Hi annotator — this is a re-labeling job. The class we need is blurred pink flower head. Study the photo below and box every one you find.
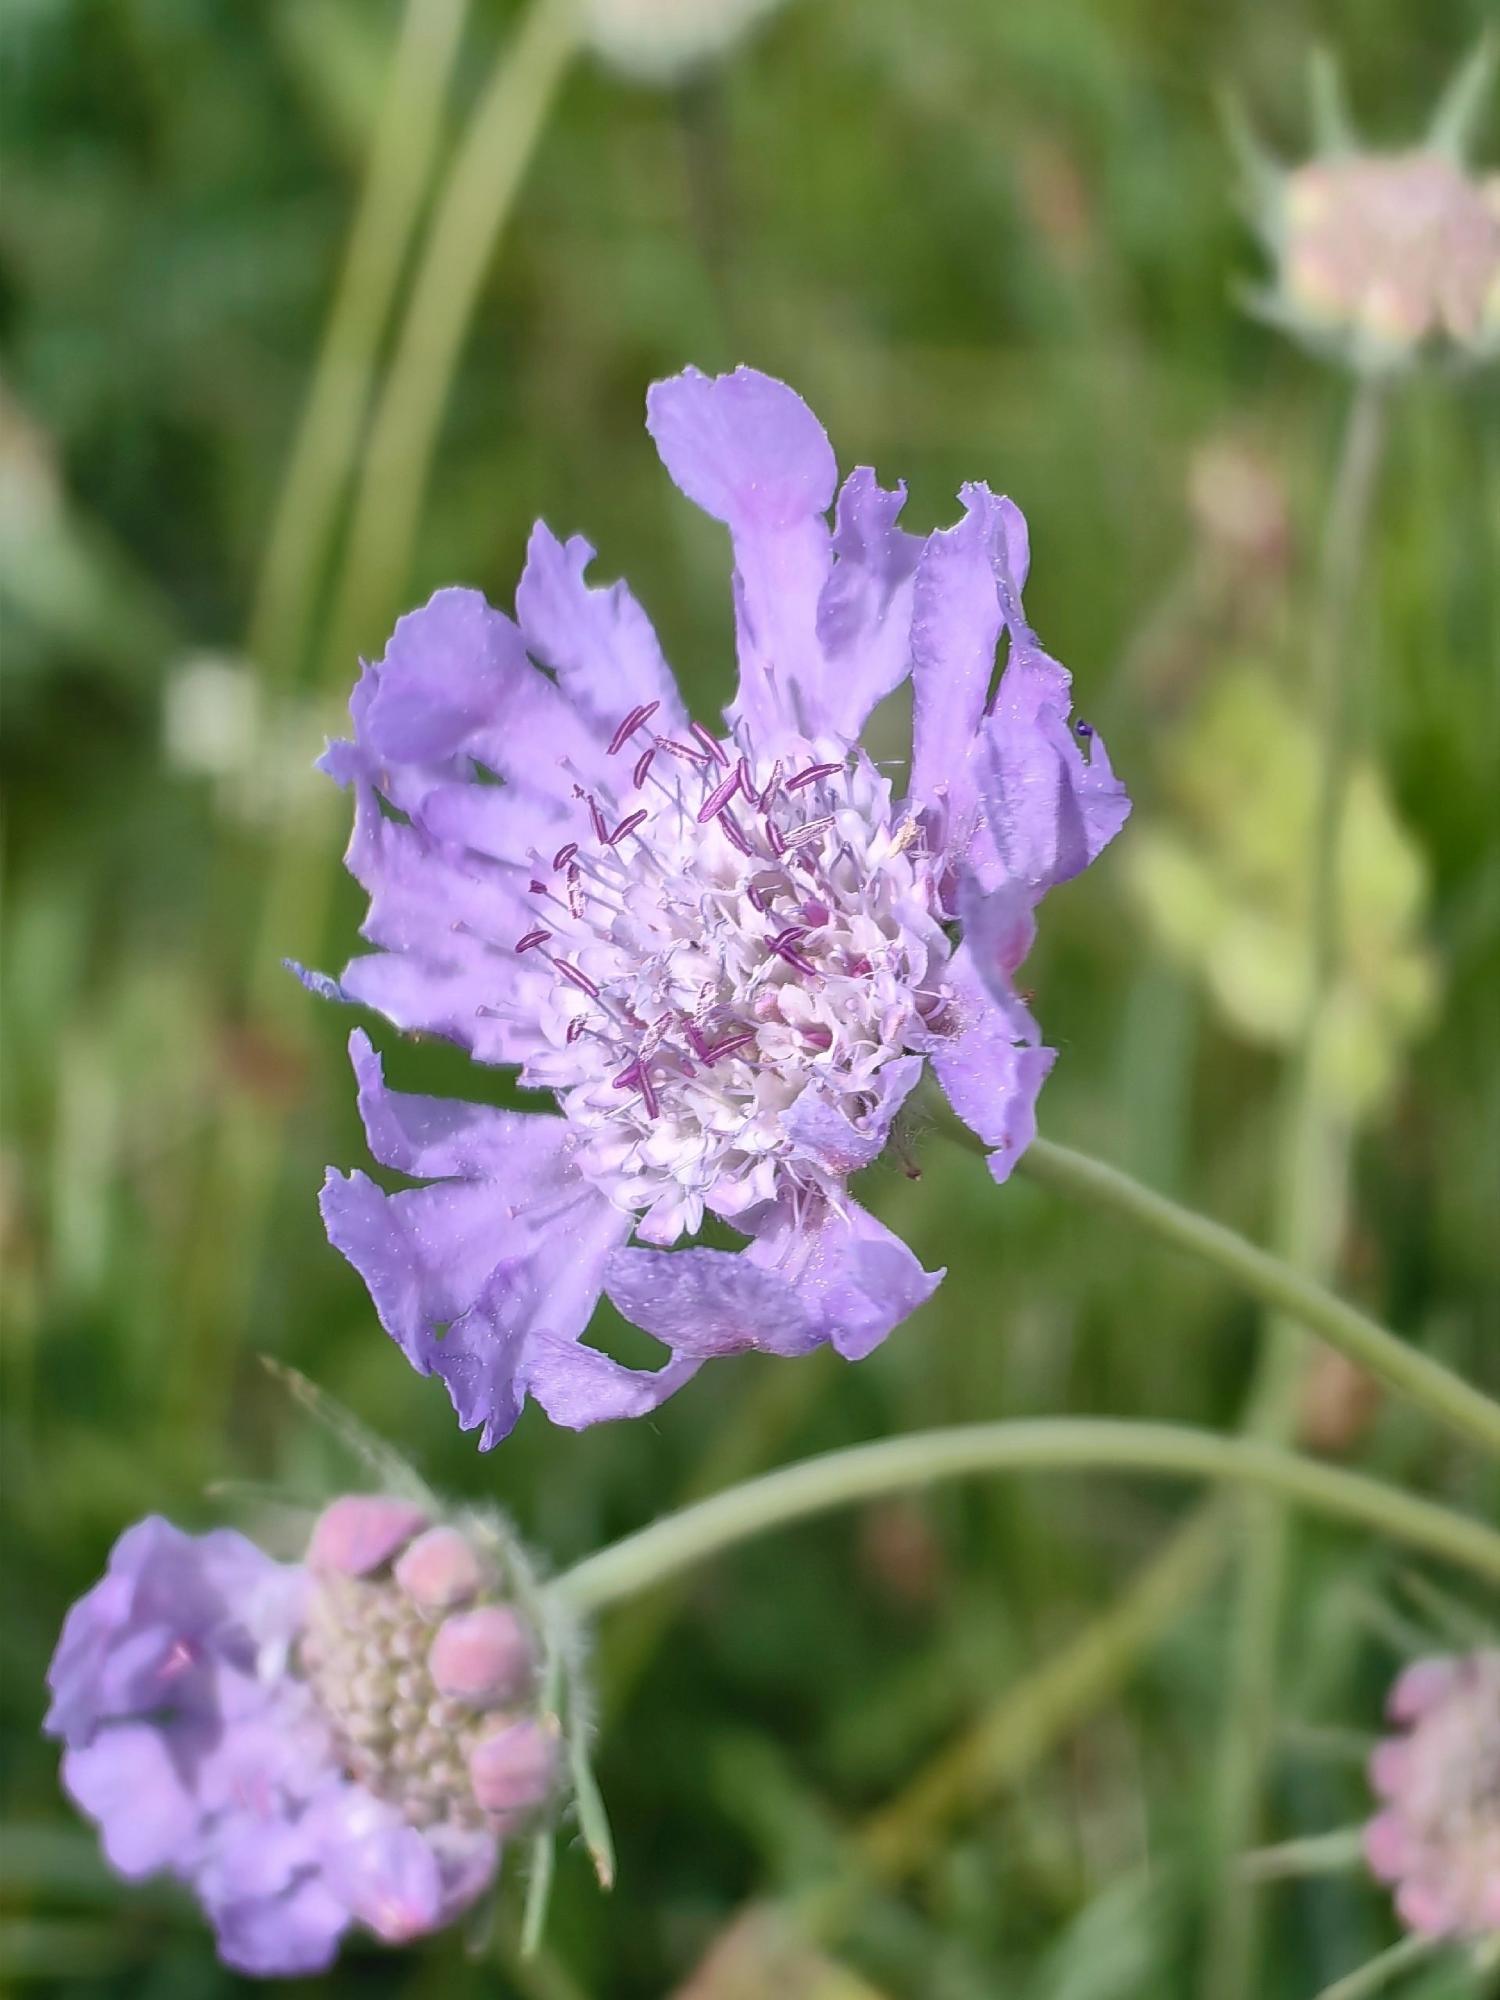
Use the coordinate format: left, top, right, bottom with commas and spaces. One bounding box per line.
1364, 1649, 1500, 1941
1237, 45, 1500, 372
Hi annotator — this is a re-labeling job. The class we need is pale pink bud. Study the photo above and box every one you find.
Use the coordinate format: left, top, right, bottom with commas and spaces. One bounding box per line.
428, 1605, 534, 1707
393, 1526, 484, 1612
308, 1496, 429, 1577
467, 1717, 559, 1828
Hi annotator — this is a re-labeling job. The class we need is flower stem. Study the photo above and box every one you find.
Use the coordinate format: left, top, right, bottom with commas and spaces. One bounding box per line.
1310, 1934, 1437, 2000
1209, 376, 1389, 2000
245, 0, 472, 691
321, 0, 579, 690
853, 1503, 1228, 1884
252, 0, 579, 1023
1012, 1135, 1500, 1457
549, 1420, 1500, 1618
173, 0, 578, 1431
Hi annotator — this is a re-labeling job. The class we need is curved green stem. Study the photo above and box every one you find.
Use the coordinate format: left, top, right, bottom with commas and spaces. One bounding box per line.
1210, 378, 1388, 2000
1012, 1136, 1500, 1457
549, 1420, 1500, 1618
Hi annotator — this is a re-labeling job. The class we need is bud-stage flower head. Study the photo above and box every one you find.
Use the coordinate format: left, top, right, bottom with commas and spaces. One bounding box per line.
1235, 43, 1500, 373
302, 364, 1130, 1449
45, 1498, 561, 1977
1364, 1650, 1500, 1940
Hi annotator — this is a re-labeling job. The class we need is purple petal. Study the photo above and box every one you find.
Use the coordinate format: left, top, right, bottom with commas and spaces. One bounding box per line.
362, 588, 529, 766
781, 1054, 923, 1175
436, 1193, 631, 1443
45, 1520, 296, 1742
349, 1029, 568, 1184
321, 1109, 631, 1448
209, 1875, 349, 1978
316, 1793, 447, 1944
908, 483, 1029, 862
956, 873, 1038, 996
604, 1244, 820, 1358
646, 367, 836, 745
747, 1197, 944, 1361
917, 946, 1054, 1184
416, 777, 569, 869
61, 1726, 201, 1879
347, 587, 612, 801
515, 521, 689, 742
523, 1338, 703, 1428
812, 468, 923, 741
979, 648, 1130, 893
336, 949, 536, 1067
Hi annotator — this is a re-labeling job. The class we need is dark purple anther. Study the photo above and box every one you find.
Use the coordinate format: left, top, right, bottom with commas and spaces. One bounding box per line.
746, 883, 767, 913
760, 760, 783, 807
632, 748, 656, 791
606, 810, 648, 847
683, 1020, 712, 1061
766, 820, 787, 856
514, 929, 552, 954
697, 768, 741, 823
566, 1016, 588, 1044
703, 1032, 757, 1065
613, 1060, 660, 1117
769, 938, 819, 975
588, 798, 610, 844
607, 700, 659, 756
555, 961, 600, 998
690, 721, 729, 768
552, 842, 578, 870
785, 762, 841, 793
607, 705, 647, 756
1075, 719, 1094, 739
658, 735, 713, 767
719, 810, 753, 856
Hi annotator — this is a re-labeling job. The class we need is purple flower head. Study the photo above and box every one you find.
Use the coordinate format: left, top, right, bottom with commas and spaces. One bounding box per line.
1363, 1649, 1500, 1941
309, 366, 1128, 1447
46, 1500, 560, 1977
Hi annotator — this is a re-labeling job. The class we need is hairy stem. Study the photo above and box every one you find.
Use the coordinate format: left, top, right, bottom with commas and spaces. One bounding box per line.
1209, 377, 1389, 2000
549, 1420, 1500, 1618
1008, 1135, 1500, 1457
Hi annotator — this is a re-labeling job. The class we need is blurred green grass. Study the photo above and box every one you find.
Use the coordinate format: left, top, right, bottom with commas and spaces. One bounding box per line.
2, 0, 1497, 1993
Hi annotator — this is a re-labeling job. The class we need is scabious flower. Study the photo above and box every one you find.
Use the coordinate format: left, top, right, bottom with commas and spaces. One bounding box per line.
1236, 47, 1500, 372
1364, 1650, 1500, 1941
307, 365, 1128, 1447
45, 1498, 559, 1976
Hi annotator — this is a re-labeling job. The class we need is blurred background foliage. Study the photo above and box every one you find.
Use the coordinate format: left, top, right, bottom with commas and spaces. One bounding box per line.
2, 0, 1498, 1993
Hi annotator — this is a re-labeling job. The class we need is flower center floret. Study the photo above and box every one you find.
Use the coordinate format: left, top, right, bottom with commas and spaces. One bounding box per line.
510, 711, 950, 1241
300, 1498, 559, 1841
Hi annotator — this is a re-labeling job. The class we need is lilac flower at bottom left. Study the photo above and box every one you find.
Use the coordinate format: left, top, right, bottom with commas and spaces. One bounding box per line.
45, 1502, 558, 1976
